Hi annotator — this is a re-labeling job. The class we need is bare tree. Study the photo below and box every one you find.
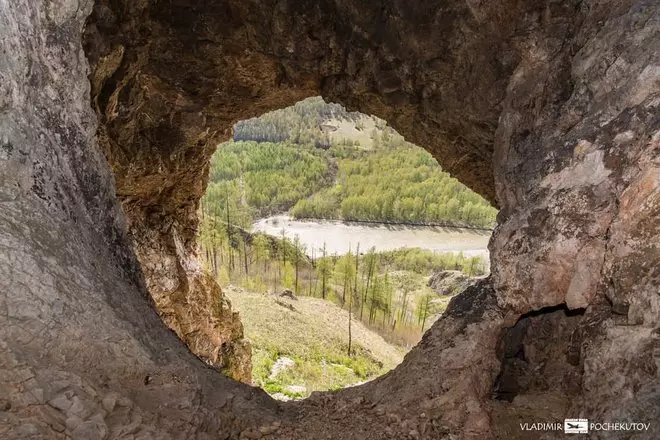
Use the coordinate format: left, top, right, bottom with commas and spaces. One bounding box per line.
242, 237, 249, 277
225, 186, 234, 272
319, 242, 329, 299
293, 234, 301, 294
419, 294, 433, 332
348, 243, 360, 357
360, 247, 376, 321
279, 229, 287, 289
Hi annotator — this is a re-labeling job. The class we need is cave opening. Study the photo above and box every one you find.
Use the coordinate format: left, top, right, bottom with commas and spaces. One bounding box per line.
81, 0, 510, 404
0, 0, 657, 436
63, 0, 658, 437
492, 304, 587, 404
488, 304, 597, 438
198, 96, 498, 399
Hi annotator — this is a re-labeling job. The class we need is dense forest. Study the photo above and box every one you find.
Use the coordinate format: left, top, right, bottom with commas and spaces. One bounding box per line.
202, 97, 498, 229
204, 141, 333, 222
290, 147, 495, 226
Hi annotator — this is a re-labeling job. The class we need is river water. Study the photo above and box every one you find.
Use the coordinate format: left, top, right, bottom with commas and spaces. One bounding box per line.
251, 215, 491, 260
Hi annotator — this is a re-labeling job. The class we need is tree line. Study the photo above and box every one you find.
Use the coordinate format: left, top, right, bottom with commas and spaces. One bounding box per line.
206, 96, 497, 229
233, 96, 361, 148
205, 141, 335, 222
206, 139, 497, 229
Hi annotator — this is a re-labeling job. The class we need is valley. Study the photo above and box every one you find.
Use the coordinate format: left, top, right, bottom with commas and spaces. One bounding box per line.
198, 97, 495, 397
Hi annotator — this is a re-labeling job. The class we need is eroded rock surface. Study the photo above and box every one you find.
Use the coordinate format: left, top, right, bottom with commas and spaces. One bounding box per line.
0, 1, 274, 439
1, 0, 658, 439
428, 270, 480, 296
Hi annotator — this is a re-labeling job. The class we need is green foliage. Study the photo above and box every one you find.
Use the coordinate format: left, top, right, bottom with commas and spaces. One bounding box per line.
229, 290, 403, 398
205, 141, 331, 221
416, 293, 446, 332
252, 234, 271, 265
233, 96, 361, 146
199, 220, 485, 348
203, 180, 253, 229
377, 248, 488, 276
291, 147, 497, 227
204, 96, 497, 229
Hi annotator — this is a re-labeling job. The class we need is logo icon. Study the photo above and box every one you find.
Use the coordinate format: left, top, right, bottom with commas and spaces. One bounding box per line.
564, 419, 589, 434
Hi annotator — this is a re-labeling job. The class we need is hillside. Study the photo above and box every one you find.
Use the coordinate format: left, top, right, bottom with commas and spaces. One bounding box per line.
202, 96, 498, 229
224, 286, 405, 399
199, 223, 487, 348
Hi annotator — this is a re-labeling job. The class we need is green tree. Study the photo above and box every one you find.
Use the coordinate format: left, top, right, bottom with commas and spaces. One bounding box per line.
417, 294, 434, 332
335, 248, 356, 307
253, 234, 270, 276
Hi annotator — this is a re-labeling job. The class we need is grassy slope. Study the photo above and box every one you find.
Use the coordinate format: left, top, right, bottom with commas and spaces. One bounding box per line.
324, 115, 378, 149
224, 287, 405, 398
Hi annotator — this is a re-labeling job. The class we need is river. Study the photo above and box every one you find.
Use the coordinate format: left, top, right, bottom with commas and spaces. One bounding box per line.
251, 215, 491, 260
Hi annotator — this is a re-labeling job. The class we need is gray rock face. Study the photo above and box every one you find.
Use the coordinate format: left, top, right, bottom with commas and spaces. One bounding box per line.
428, 270, 479, 296
1, 1, 658, 439
0, 1, 273, 438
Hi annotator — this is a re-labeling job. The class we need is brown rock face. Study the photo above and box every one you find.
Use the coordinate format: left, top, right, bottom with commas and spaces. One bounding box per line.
128, 214, 252, 382
1, 1, 658, 439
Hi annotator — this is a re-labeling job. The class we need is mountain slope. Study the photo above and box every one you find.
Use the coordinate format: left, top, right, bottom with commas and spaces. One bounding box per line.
224, 286, 405, 399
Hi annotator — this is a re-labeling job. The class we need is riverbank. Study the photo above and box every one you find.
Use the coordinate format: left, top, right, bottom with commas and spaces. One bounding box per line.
289, 216, 494, 232
251, 215, 491, 257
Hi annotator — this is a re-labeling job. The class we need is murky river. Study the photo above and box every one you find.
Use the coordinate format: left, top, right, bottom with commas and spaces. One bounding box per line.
252, 215, 491, 260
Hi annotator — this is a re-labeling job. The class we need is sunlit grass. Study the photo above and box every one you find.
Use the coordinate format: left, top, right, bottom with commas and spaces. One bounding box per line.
225, 288, 405, 399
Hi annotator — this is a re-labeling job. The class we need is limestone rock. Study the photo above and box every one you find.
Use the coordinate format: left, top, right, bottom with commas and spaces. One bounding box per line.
269, 358, 296, 380
279, 289, 298, 300
427, 270, 479, 297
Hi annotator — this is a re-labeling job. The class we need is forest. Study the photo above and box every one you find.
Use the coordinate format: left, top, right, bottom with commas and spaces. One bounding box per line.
203, 97, 498, 229
289, 147, 495, 226
233, 96, 360, 147
204, 141, 332, 223
198, 96, 495, 347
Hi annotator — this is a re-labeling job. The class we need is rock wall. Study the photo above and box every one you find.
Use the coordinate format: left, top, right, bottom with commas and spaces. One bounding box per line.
0, 1, 275, 438
1, 0, 658, 439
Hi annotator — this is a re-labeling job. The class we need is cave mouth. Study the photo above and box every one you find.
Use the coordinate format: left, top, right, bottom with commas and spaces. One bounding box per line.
2, 0, 657, 437
198, 96, 497, 399
492, 304, 587, 404
82, 0, 506, 403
